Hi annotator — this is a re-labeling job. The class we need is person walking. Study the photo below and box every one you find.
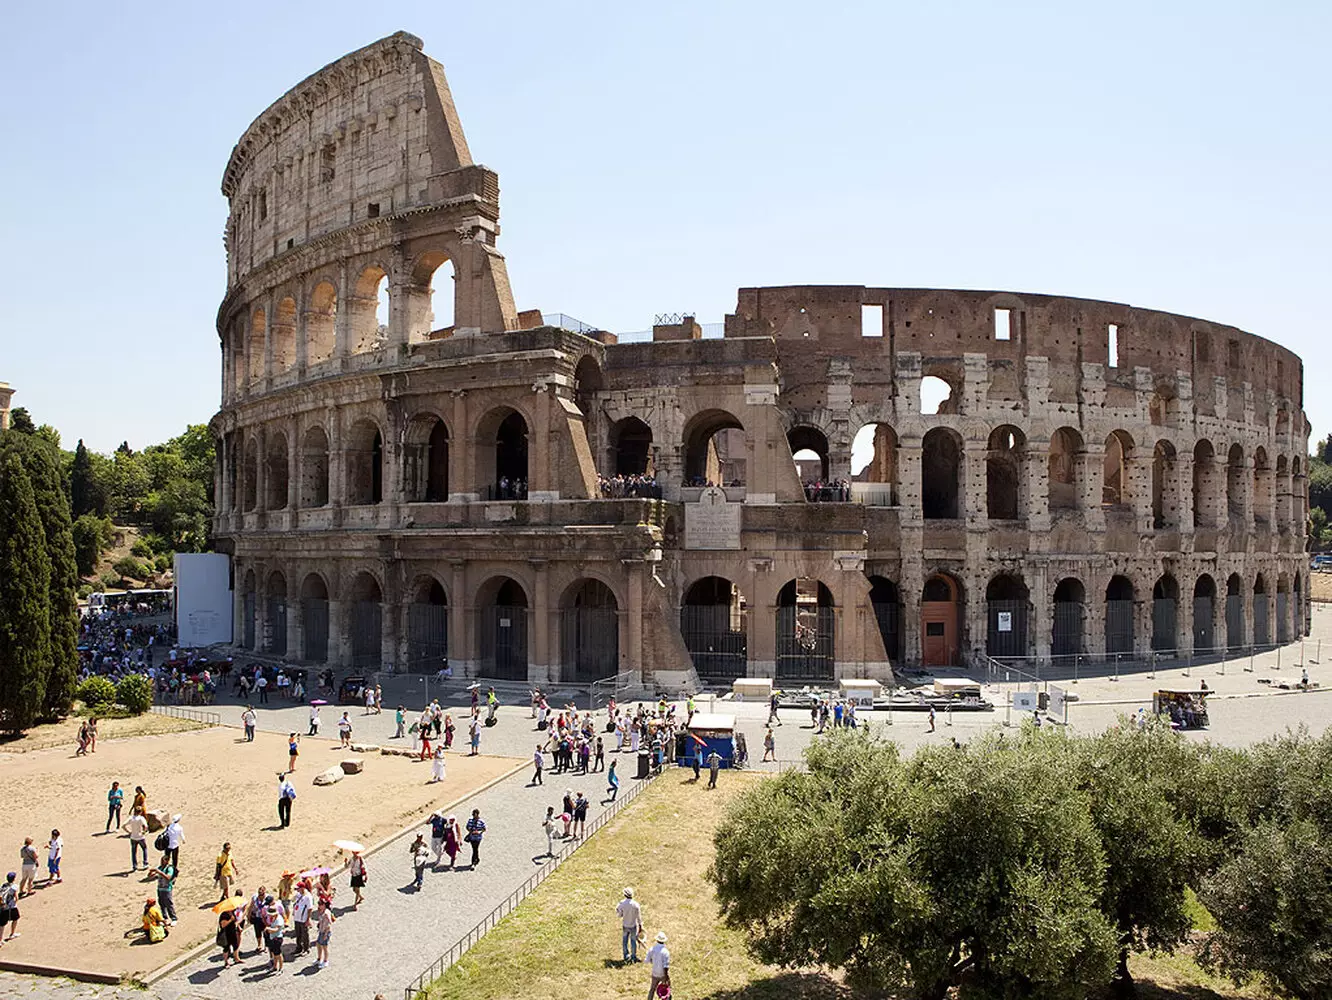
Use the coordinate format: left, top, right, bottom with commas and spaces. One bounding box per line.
0, 872, 20, 943
617, 888, 642, 963
444, 713, 455, 749
394, 705, 406, 739
18, 839, 38, 897
149, 854, 177, 925
542, 806, 557, 858
314, 898, 335, 969
215, 842, 239, 901
45, 830, 62, 884
572, 792, 589, 840
465, 809, 486, 867
431, 743, 446, 783
442, 815, 460, 870
348, 851, 366, 909
106, 781, 124, 833
124, 811, 148, 871
308, 703, 321, 736
337, 712, 353, 748
411, 839, 430, 890
594, 736, 605, 772
248, 885, 269, 955
263, 896, 285, 973
706, 750, 722, 789
218, 890, 244, 966
131, 786, 146, 817
291, 880, 313, 956
277, 774, 296, 828
605, 759, 620, 802
287, 733, 300, 772
429, 812, 447, 866
531, 744, 544, 785
762, 728, 775, 762
469, 716, 481, 756
768, 690, 782, 727
364, 684, 375, 715
647, 931, 671, 998
241, 705, 257, 742
927, 705, 936, 733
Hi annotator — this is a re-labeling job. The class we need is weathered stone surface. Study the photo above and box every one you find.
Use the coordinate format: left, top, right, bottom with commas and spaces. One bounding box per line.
312, 767, 344, 786
340, 758, 365, 774
145, 808, 170, 832
350, 743, 380, 753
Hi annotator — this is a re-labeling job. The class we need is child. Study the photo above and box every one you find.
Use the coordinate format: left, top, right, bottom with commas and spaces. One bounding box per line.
412, 840, 431, 889
315, 898, 335, 968
0, 871, 19, 942
46, 830, 62, 884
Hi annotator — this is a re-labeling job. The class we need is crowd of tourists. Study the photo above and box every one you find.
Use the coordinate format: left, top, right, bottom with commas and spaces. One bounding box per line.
801, 478, 852, 502
596, 472, 661, 499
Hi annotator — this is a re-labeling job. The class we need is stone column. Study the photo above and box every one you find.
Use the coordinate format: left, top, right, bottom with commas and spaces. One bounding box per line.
286, 594, 302, 664
1080, 442, 1105, 532
287, 417, 300, 515
1025, 438, 1050, 533
450, 391, 472, 500
333, 262, 352, 364
386, 244, 410, 350
450, 561, 469, 678
1031, 565, 1050, 663
1177, 455, 1195, 534
255, 427, 268, 515
1129, 452, 1154, 533
531, 561, 550, 684
747, 564, 776, 677
295, 301, 309, 377
962, 438, 986, 526
625, 559, 644, 686
532, 385, 553, 498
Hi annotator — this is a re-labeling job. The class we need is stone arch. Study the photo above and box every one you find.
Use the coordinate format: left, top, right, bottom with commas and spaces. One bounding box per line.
350, 264, 389, 353
406, 573, 449, 673
1276, 454, 1290, 529
683, 409, 746, 486
1052, 577, 1086, 658
985, 573, 1029, 658
920, 572, 964, 666
229, 317, 248, 393
1252, 447, 1271, 526
986, 425, 1025, 520
272, 296, 297, 373
241, 437, 259, 512
1193, 574, 1218, 653
264, 569, 288, 655
477, 575, 530, 680
776, 579, 835, 681
1253, 572, 1271, 646
240, 568, 257, 649
248, 307, 266, 384
1193, 440, 1218, 527
788, 425, 831, 483
300, 572, 330, 663
922, 427, 962, 519
1102, 430, 1134, 507
1225, 573, 1245, 650
609, 417, 653, 477
867, 576, 903, 663
573, 356, 603, 414
1226, 443, 1245, 521
404, 412, 449, 502
1276, 573, 1291, 643
1105, 574, 1135, 655
680, 576, 748, 681
1152, 440, 1180, 529
561, 577, 620, 682
1048, 426, 1084, 511
264, 431, 289, 510
476, 406, 529, 499
301, 426, 330, 508
347, 571, 383, 669
345, 417, 384, 505
408, 249, 454, 341
1152, 573, 1180, 653
852, 423, 898, 505
307, 280, 337, 365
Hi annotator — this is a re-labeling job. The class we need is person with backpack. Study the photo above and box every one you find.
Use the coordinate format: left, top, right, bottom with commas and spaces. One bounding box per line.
148, 854, 177, 924
465, 809, 486, 867
277, 774, 296, 828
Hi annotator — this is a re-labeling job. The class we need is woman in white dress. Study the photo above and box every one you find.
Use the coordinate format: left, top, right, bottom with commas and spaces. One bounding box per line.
431, 744, 446, 783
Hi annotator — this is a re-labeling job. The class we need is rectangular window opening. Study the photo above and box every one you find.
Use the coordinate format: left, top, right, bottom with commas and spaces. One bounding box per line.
1228, 339, 1241, 368
321, 145, 336, 184
257, 189, 267, 222
861, 303, 884, 338
1108, 324, 1119, 368
367, 202, 380, 219
994, 308, 1011, 341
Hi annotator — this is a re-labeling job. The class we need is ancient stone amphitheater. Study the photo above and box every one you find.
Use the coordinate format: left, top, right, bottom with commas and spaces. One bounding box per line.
211, 32, 1310, 688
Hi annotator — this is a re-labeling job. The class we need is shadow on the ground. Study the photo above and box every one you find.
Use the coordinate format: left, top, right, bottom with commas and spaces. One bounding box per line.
1093, 980, 1242, 1000
697, 971, 854, 1000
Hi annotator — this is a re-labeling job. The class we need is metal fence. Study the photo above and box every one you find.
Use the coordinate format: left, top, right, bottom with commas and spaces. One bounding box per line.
479, 605, 528, 680
679, 605, 748, 682
985, 635, 1313, 684
151, 704, 221, 726
350, 600, 383, 669
986, 599, 1028, 658
1105, 599, 1134, 655
1052, 600, 1084, 657
264, 597, 287, 656
407, 603, 449, 673
560, 607, 620, 682
775, 605, 835, 681
302, 598, 329, 663
871, 600, 903, 662
403, 772, 659, 999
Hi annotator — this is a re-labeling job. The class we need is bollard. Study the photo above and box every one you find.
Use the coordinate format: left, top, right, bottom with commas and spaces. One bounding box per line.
1247, 645, 1255, 672
1300, 639, 1306, 668
1111, 653, 1120, 683
1276, 644, 1281, 671
1074, 654, 1080, 685
1220, 645, 1226, 676
946, 704, 953, 728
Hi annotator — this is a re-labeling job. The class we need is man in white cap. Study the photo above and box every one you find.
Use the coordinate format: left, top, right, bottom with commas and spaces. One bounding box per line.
165, 815, 184, 870
646, 930, 670, 998
616, 887, 642, 963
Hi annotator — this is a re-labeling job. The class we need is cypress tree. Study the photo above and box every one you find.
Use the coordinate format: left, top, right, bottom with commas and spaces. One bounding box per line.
0, 451, 53, 733
70, 439, 97, 517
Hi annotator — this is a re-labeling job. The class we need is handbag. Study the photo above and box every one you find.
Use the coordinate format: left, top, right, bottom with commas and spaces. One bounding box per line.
216, 928, 226, 947
214, 862, 223, 881
154, 832, 169, 853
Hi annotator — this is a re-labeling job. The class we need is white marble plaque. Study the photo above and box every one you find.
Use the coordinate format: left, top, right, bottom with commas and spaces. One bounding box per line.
685, 486, 742, 550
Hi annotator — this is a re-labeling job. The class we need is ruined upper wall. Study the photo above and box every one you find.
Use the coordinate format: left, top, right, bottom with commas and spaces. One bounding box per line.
221, 32, 477, 288
726, 286, 1305, 411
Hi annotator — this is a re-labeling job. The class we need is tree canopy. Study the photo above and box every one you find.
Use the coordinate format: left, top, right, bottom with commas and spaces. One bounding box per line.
0, 450, 54, 732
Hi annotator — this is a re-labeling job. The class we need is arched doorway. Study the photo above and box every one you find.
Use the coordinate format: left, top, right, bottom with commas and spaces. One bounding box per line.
776, 579, 835, 681
480, 578, 528, 680
241, 569, 256, 649
348, 573, 383, 669
1152, 441, 1179, 529
1225, 574, 1244, 650
1105, 576, 1135, 656
922, 428, 961, 519
683, 410, 745, 486
868, 576, 903, 663
264, 571, 287, 656
301, 574, 329, 664
851, 423, 898, 505
562, 579, 620, 682
406, 577, 448, 673
1152, 574, 1180, 654
346, 420, 383, 505
788, 426, 830, 485
610, 417, 653, 477
301, 427, 330, 507
1103, 431, 1133, 507
986, 574, 1029, 659
680, 577, 748, 682
986, 426, 1024, 520
1048, 427, 1084, 512
1052, 578, 1086, 658
920, 574, 962, 666
1193, 575, 1217, 653
265, 433, 289, 510
1253, 574, 1270, 646
1294, 573, 1304, 638
1276, 574, 1290, 643
404, 415, 449, 502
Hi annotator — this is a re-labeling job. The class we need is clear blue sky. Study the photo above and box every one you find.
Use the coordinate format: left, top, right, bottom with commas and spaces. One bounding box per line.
2, 2, 1328, 454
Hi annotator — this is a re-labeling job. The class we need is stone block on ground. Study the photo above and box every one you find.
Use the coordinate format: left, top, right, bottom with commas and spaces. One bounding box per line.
312, 766, 344, 785
350, 743, 380, 753
340, 757, 365, 774
145, 808, 170, 832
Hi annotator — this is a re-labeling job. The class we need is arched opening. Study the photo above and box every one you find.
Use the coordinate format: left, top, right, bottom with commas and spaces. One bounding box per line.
573, 356, 603, 414
350, 265, 388, 354
242, 440, 259, 512
345, 419, 383, 505
868, 576, 903, 663
1103, 430, 1133, 507
922, 427, 962, 519
609, 417, 653, 478
1048, 427, 1084, 511
496, 411, 529, 499
301, 427, 330, 507
986, 425, 1024, 520
680, 577, 748, 682
776, 579, 835, 680
919, 375, 955, 415
986, 573, 1029, 658
1226, 444, 1245, 522
230, 320, 248, 393
264, 432, 289, 510
1292, 458, 1305, 529
1225, 573, 1244, 650
1052, 578, 1086, 658
1276, 455, 1290, 529
1294, 573, 1304, 637
241, 569, 257, 649
248, 308, 266, 384
1105, 575, 1135, 656
788, 426, 831, 485
562, 579, 620, 682
851, 423, 898, 505
406, 577, 448, 673
300, 573, 329, 663
683, 409, 745, 486
921, 573, 963, 666
264, 570, 287, 656
409, 251, 454, 341
1152, 574, 1180, 654
307, 280, 337, 365
1252, 447, 1271, 527
1276, 574, 1290, 644
404, 414, 449, 502
479, 577, 529, 680
1253, 574, 1271, 646
1193, 575, 1217, 653
1193, 440, 1218, 528
1152, 440, 1180, 529
348, 572, 383, 669
272, 296, 297, 373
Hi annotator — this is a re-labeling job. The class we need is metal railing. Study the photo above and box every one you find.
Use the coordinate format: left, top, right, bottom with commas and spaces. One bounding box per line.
589, 670, 638, 710
403, 771, 657, 999
151, 704, 221, 726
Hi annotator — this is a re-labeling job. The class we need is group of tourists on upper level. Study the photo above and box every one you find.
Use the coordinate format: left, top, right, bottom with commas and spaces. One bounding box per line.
597, 473, 661, 499
802, 478, 852, 503
683, 476, 745, 488
494, 477, 528, 500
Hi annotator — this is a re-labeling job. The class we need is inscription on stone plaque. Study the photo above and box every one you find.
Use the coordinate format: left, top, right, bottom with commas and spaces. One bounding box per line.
685, 486, 741, 550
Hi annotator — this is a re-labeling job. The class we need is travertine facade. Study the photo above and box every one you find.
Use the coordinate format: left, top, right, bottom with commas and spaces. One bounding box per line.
0, 382, 13, 432
212, 33, 1310, 688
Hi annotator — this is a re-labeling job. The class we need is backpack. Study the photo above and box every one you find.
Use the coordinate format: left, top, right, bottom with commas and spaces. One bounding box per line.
154, 831, 169, 853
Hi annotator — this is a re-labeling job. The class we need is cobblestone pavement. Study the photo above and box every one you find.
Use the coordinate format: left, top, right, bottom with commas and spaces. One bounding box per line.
0, 974, 149, 1000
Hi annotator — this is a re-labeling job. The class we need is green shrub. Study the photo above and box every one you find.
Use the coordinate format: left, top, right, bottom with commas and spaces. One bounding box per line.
77, 583, 94, 599
76, 676, 117, 710
112, 556, 144, 582
99, 571, 119, 591
154, 554, 171, 573
116, 674, 153, 714
131, 539, 153, 558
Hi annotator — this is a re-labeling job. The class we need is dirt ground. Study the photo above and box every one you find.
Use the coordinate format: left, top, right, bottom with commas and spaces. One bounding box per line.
1310, 571, 1332, 603
0, 726, 521, 980
0, 713, 204, 754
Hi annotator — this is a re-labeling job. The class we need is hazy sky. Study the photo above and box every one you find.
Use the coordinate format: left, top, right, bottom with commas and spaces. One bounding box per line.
2, 2, 1328, 454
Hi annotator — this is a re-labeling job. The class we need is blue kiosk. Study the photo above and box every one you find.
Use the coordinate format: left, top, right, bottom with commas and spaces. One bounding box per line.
677, 713, 741, 769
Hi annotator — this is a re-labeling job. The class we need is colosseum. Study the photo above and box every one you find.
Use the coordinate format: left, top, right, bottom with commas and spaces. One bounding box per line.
211, 32, 1311, 690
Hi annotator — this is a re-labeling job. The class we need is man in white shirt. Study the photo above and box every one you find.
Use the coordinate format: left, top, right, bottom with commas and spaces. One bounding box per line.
123, 811, 149, 871
165, 815, 184, 870
646, 930, 671, 998
291, 881, 313, 955
616, 887, 642, 963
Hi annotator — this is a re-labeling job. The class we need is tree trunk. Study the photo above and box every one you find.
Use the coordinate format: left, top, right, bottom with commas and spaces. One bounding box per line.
1112, 946, 1136, 996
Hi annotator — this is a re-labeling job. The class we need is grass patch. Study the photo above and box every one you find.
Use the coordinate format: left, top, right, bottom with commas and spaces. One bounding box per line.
0, 712, 206, 753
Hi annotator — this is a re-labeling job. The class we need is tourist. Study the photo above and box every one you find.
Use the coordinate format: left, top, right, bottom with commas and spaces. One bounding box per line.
141, 898, 167, 943
349, 850, 367, 909
149, 854, 177, 924
241, 705, 257, 742
605, 759, 620, 802
412, 839, 430, 889
444, 713, 455, 749
315, 898, 335, 968
276, 773, 296, 828
18, 839, 37, 897
255, 671, 269, 703
249, 885, 268, 953
105, 781, 124, 833
469, 716, 481, 755
124, 811, 148, 871
429, 812, 447, 865
594, 736, 605, 772
707, 750, 722, 789
431, 743, 447, 783
768, 691, 782, 727
573, 791, 589, 839
264, 896, 286, 973
364, 685, 375, 715
131, 785, 146, 816
0, 872, 19, 943
88, 716, 99, 752
308, 703, 321, 736
542, 806, 557, 858
647, 931, 671, 998
927, 706, 936, 733
316, 872, 335, 908
287, 732, 300, 772
442, 815, 460, 869
394, 705, 406, 739
337, 712, 353, 748
215, 842, 239, 900
45, 830, 62, 884
291, 879, 313, 956
561, 790, 575, 837
617, 887, 642, 963
762, 728, 775, 762
374, 684, 383, 713
218, 890, 244, 966
465, 808, 486, 867
532, 744, 545, 785
76, 720, 90, 756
